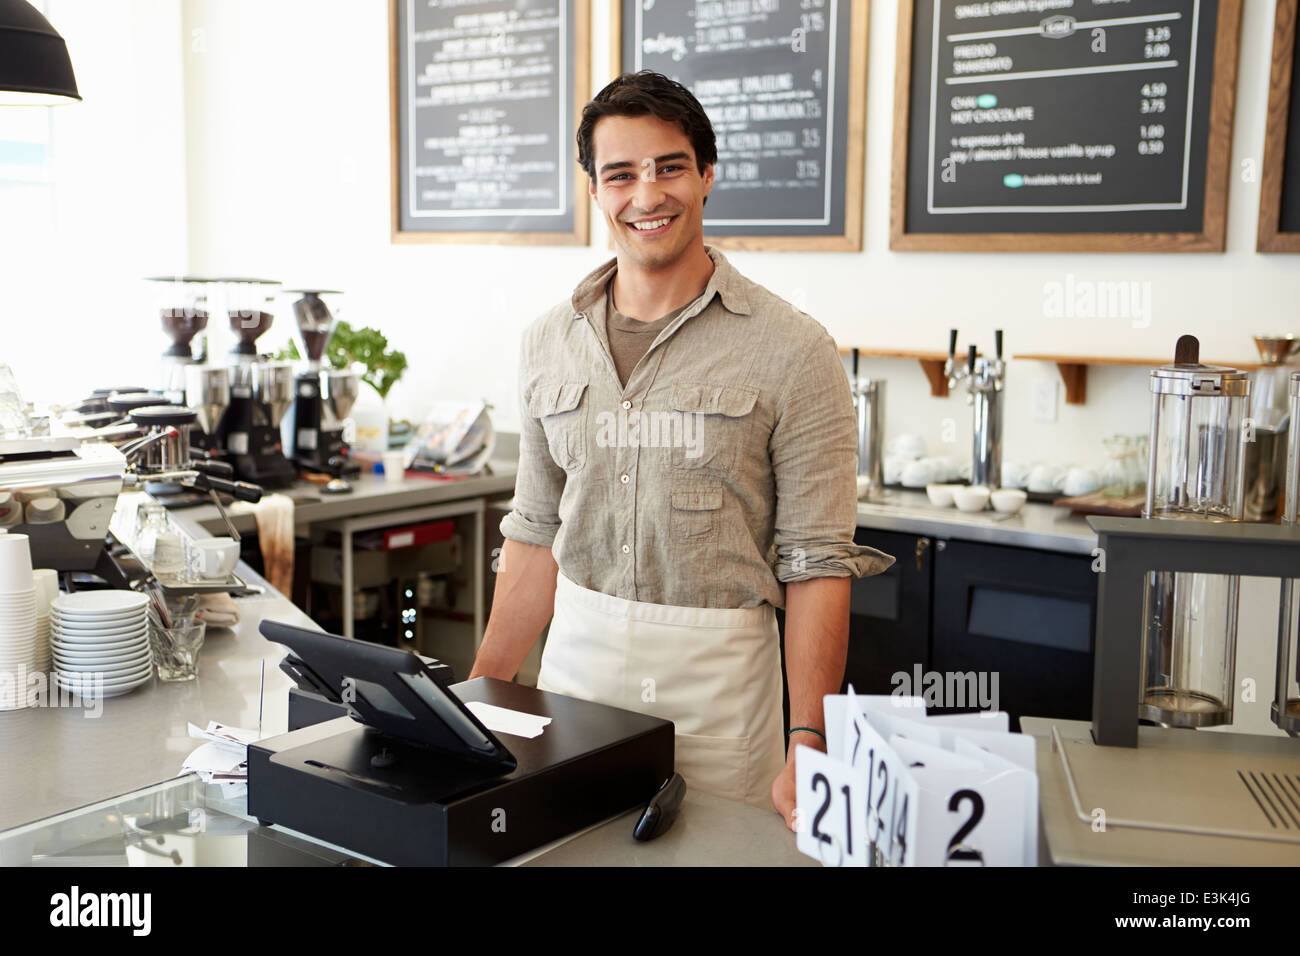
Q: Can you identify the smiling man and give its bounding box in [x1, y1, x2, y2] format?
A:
[470, 71, 892, 824]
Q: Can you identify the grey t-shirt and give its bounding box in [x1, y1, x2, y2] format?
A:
[605, 279, 691, 388]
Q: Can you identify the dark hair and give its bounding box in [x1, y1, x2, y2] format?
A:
[577, 71, 717, 181]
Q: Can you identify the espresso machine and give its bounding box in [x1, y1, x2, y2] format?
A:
[148, 277, 215, 404]
[214, 279, 297, 489]
[945, 329, 1005, 489]
[281, 290, 361, 494]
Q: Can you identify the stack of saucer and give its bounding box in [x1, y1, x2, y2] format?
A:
[0, 534, 38, 711]
[50, 591, 152, 699]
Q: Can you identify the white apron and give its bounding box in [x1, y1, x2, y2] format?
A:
[536, 573, 786, 810]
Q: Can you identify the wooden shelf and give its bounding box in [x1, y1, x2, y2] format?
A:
[839, 346, 966, 398]
[1015, 354, 1267, 405]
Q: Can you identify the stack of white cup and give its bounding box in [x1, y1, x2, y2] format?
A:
[32, 569, 56, 677]
[0, 534, 38, 711]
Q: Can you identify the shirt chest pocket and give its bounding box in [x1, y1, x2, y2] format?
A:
[529, 381, 588, 474]
[668, 382, 759, 477]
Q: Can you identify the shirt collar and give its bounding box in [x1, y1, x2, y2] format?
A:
[570, 246, 752, 318]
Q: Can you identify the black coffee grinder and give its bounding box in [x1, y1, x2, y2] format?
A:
[215, 279, 297, 489]
[282, 290, 361, 494]
[148, 276, 215, 404]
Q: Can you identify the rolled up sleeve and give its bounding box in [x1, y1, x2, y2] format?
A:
[499, 336, 566, 549]
[770, 334, 895, 583]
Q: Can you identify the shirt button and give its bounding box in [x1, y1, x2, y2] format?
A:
[620, 473, 630, 484]
[621, 400, 631, 410]
[621, 545, 630, 554]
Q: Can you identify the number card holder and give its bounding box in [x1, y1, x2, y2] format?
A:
[844, 707, 918, 867]
[795, 744, 867, 867]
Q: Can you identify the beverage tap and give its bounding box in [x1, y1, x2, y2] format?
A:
[945, 328, 1006, 491]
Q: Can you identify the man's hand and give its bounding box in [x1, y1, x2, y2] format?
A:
[771, 732, 826, 830]
[772, 749, 798, 828]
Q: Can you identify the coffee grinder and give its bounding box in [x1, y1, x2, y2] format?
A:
[215, 279, 297, 489]
[147, 277, 215, 404]
[282, 290, 361, 494]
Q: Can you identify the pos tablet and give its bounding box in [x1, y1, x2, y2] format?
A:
[259, 619, 516, 773]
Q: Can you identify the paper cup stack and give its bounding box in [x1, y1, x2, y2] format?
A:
[32, 569, 56, 676]
[0, 534, 39, 711]
[51, 590, 153, 699]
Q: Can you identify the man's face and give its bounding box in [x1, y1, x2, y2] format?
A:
[589, 114, 713, 271]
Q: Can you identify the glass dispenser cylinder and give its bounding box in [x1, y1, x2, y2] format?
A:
[1275, 371, 1300, 735]
[1140, 336, 1250, 728]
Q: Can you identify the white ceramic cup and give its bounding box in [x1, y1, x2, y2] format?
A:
[1027, 464, 1064, 494]
[0, 534, 34, 593]
[383, 451, 406, 484]
[1063, 467, 1102, 497]
[152, 533, 186, 575]
[901, 460, 936, 487]
[192, 537, 239, 579]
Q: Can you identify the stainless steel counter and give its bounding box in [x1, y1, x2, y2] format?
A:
[167, 461, 518, 540]
[857, 490, 1098, 555]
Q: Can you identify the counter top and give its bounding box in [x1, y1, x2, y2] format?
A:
[171, 461, 518, 539]
[0, 561, 309, 832]
[857, 490, 1097, 555]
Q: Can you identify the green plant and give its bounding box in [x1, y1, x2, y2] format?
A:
[272, 339, 301, 363]
[326, 321, 408, 401]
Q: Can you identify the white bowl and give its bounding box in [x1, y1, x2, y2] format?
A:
[952, 486, 991, 513]
[926, 483, 958, 507]
[990, 488, 1028, 515]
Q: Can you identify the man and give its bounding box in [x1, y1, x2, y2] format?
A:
[470, 71, 892, 825]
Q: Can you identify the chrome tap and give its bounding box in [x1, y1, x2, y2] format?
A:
[945, 329, 1006, 489]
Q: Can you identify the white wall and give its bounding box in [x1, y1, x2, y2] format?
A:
[0, 0, 188, 405]
[177, 0, 1298, 472]
[174, 0, 1297, 737]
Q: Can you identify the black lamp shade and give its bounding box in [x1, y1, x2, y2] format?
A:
[0, 0, 80, 105]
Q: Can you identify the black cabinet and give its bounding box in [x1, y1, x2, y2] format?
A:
[931, 539, 1096, 724]
[842, 528, 933, 696]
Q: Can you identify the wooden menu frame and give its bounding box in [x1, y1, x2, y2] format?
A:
[609, 0, 869, 252]
[389, 0, 590, 246]
[1258, 0, 1300, 252]
[890, 0, 1243, 252]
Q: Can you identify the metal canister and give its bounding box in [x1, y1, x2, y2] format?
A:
[854, 378, 884, 499]
[1274, 371, 1300, 735]
[1140, 336, 1251, 728]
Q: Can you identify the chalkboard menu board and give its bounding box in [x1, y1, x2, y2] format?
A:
[390, 0, 589, 244]
[1259, 0, 1300, 251]
[614, 0, 868, 250]
[892, 0, 1242, 251]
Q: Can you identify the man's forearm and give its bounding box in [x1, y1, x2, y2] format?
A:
[469, 538, 560, 680]
[783, 576, 851, 752]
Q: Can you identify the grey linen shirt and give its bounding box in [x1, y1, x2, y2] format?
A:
[501, 246, 894, 609]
